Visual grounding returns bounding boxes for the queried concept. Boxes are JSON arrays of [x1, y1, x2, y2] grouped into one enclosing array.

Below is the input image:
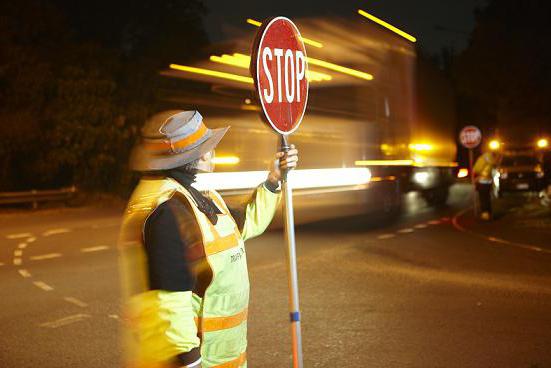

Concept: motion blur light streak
[[408, 143, 434, 152], [246, 18, 262, 27], [306, 57, 374, 81], [246, 18, 324, 48], [357, 9, 417, 42], [355, 159, 414, 166], [169, 64, 253, 84], [212, 156, 240, 165], [194, 168, 371, 191]]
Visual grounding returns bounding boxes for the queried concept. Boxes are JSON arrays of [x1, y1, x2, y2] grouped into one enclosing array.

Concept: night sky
[[204, 0, 487, 55]]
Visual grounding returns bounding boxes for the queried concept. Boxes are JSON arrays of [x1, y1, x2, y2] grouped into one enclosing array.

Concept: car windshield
[[501, 155, 538, 166]]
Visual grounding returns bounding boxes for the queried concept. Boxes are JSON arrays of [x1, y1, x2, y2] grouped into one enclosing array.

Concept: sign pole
[[250, 17, 308, 367], [468, 148, 478, 216], [280, 134, 303, 368]]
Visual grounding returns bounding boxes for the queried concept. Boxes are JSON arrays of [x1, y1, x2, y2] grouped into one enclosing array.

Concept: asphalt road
[[1, 184, 551, 368]]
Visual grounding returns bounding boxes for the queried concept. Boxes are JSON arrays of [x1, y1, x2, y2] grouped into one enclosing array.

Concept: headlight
[[536, 171, 544, 178]]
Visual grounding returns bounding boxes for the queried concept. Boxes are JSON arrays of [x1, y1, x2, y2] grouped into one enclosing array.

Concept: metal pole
[[469, 148, 478, 216], [280, 134, 303, 368]]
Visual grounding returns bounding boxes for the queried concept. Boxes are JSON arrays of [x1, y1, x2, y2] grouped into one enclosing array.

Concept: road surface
[[1, 184, 550, 367]]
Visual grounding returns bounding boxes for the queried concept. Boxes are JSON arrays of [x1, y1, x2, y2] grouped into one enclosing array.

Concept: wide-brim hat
[[130, 110, 229, 171]]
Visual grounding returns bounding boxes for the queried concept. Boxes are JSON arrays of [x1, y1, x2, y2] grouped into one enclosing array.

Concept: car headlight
[[536, 171, 544, 178]]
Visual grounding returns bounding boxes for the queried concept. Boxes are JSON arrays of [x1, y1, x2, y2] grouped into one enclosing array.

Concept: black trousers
[[476, 182, 492, 214]]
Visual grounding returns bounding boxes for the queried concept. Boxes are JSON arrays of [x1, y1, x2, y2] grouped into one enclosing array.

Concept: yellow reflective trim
[[195, 308, 248, 333], [204, 233, 241, 256], [213, 352, 247, 368]]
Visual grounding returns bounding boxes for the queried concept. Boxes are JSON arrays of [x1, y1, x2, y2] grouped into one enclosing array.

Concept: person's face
[[197, 150, 215, 173]]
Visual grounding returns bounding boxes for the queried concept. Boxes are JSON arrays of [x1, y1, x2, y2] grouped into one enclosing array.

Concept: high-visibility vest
[[119, 177, 249, 368], [473, 153, 496, 183]]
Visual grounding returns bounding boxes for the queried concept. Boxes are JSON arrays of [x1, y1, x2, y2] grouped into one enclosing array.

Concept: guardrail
[[0, 186, 77, 209]]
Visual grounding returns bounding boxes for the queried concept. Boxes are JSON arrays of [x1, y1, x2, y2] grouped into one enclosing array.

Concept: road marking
[[414, 224, 428, 229], [33, 281, 53, 291], [81, 245, 109, 253], [13, 258, 22, 265], [18, 242, 28, 249], [64, 297, 88, 308], [30, 253, 62, 261], [42, 228, 71, 237], [18, 269, 31, 278], [26, 237, 37, 243], [428, 220, 441, 225], [377, 234, 396, 240], [452, 208, 551, 255], [0, 262, 5, 266], [14, 249, 23, 257], [108, 314, 120, 320], [6, 233, 32, 239], [397, 228, 414, 234], [40, 314, 91, 328]]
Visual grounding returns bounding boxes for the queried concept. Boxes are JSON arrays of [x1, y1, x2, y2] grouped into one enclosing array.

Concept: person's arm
[[138, 198, 202, 365], [230, 145, 298, 241]]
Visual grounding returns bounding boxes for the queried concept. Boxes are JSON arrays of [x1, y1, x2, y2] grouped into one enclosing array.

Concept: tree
[[0, 0, 209, 192], [453, 0, 551, 140]]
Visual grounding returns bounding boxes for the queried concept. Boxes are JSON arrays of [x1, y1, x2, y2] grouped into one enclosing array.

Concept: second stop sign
[[254, 17, 309, 135]]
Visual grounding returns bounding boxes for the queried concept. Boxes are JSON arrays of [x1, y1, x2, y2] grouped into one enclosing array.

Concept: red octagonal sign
[[459, 125, 482, 149], [252, 17, 309, 135]]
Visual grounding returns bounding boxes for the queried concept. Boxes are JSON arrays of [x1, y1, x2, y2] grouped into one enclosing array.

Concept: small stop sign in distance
[[251, 17, 309, 135]]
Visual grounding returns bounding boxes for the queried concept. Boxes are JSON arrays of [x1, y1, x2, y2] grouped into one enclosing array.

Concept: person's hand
[[268, 144, 299, 185]]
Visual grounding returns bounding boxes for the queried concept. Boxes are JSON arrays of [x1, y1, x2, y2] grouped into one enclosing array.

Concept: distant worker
[[473, 150, 500, 220], [118, 110, 298, 368]]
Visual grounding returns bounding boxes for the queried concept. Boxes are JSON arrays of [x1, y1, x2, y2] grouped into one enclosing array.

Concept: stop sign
[[459, 125, 482, 149], [251, 17, 309, 135]]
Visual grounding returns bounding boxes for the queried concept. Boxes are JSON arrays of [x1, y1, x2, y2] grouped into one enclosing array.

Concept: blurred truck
[[155, 15, 457, 224]]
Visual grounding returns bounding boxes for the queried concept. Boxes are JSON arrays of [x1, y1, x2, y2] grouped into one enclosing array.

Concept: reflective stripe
[[205, 233, 241, 256], [144, 123, 208, 153], [195, 308, 248, 332], [213, 352, 246, 368]]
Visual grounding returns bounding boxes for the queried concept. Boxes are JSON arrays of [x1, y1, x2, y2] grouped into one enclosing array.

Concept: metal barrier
[[0, 186, 77, 209]]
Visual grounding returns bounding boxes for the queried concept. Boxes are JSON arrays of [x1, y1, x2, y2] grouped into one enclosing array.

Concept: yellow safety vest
[[119, 177, 278, 368]]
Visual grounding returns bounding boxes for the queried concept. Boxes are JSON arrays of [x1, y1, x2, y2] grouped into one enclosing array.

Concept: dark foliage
[[453, 0, 551, 141], [0, 0, 208, 193]]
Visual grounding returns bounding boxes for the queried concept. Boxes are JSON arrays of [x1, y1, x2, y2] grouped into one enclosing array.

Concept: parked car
[[496, 154, 545, 196]]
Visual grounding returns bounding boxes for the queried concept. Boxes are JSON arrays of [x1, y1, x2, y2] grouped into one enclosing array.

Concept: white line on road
[[42, 228, 71, 237], [64, 297, 88, 308], [14, 249, 23, 257], [452, 208, 551, 255], [40, 314, 91, 328], [108, 314, 120, 320], [30, 253, 62, 261], [18, 242, 28, 249], [397, 228, 414, 234], [13, 258, 22, 265], [26, 236, 36, 243], [33, 281, 53, 291], [81, 245, 109, 253], [414, 224, 428, 229], [18, 269, 32, 278], [377, 234, 396, 240], [6, 233, 32, 239], [428, 220, 441, 225]]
